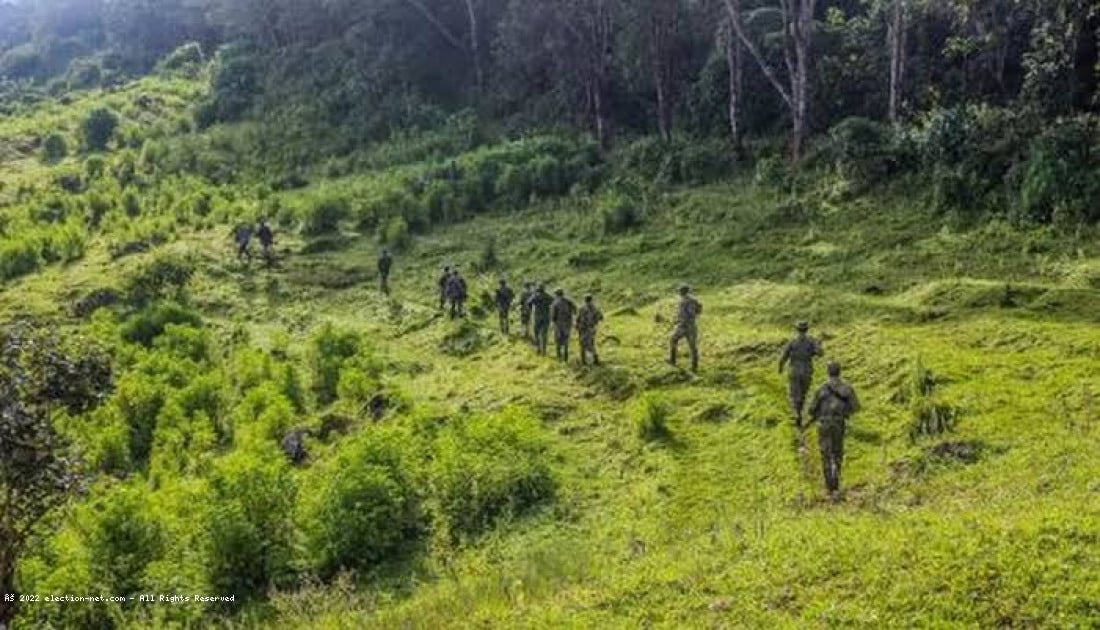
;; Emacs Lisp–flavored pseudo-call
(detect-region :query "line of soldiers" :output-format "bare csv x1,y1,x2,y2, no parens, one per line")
491,280,605,365
438,266,469,318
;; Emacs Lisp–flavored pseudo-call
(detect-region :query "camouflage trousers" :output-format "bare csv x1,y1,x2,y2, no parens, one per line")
554,325,572,361
578,329,598,363
817,417,846,494
521,309,532,335
669,322,699,369
379,273,390,295
498,308,510,334
533,320,550,355
788,371,812,423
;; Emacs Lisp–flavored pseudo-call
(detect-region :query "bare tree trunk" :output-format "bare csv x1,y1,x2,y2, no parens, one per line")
723,20,744,154
462,0,484,94
593,0,616,152
888,0,906,123
649,0,676,141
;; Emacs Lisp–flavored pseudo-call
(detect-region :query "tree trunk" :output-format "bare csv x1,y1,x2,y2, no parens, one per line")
462,0,484,94
0,557,15,630
649,0,675,141
888,0,906,123
593,0,616,152
724,20,743,154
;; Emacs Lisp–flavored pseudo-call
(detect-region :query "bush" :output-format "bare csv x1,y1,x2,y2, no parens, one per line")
82,107,120,152
197,43,258,127
84,155,106,179
829,117,896,188
42,133,68,162
121,302,203,347
300,197,349,236
109,373,168,469
297,431,422,577
125,254,195,306
158,42,204,74
428,409,556,542
1015,118,1099,225
634,393,671,441
309,324,361,405
0,237,42,282
206,451,297,602
379,215,410,250
82,483,165,596
66,58,102,90
600,190,642,235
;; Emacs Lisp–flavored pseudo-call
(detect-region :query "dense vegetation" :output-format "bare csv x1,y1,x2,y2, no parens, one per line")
1,0,1099,628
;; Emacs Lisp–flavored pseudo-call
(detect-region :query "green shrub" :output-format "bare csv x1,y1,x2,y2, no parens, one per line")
82,107,120,152
66,58,103,90
125,254,195,305
428,409,556,542
110,373,168,469
121,302,203,347
600,190,642,235
310,323,361,405
42,133,68,162
829,117,896,188
379,215,410,250
301,197,349,236
1016,118,1099,225
0,237,42,281
206,451,298,602
297,431,422,577
158,42,204,74
634,393,671,441
84,155,106,179
82,483,165,596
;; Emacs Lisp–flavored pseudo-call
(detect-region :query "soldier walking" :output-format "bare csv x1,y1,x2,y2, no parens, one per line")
446,268,468,319
668,285,703,372
232,222,253,263
257,219,275,265
550,289,577,362
438,266,451,310
527,284,553,356
575,294,604,365
495,279,515,334
808,361,860,500
377,248,393,295
779,321,824,428
519,281,535,340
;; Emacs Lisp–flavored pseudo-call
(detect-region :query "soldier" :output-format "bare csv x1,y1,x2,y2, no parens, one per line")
438,266,452,310
377,248,393,295
446,268,468,319
808,361,860,500
550,288,577,362
575,294,604,365
527,284,553,356
668,285,703,372
779,321,824,428
495,279,515,334
232,222,253,262
257,218,275,263
519,281,535,339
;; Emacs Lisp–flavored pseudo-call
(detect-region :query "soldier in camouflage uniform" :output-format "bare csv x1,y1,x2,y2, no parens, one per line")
527,284,553,356
437,266,451,310
808,361,860,500
519,281,535,339
779,321,824,428
377,249,393,295
668,285,702,372
575,294,604,365
550,288,577,362
495,279,515,334
446,268,468,319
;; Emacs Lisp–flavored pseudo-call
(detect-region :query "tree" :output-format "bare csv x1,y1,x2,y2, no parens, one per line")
725,0,820,161
81,107,119,152
887,0,907,122
0,324,113,628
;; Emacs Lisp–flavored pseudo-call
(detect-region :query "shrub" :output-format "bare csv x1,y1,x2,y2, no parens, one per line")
379,215,410,250
428,410,556,542
1015,118,1099,225
0,237,42,282
634,393,671,441
297,431,422,577
82,483,165,596
84,155,106,179
82,107,120,152
42,133,68,162
158,42,204,74
110,373,168,469
829,117,896,188
121,302,203,347
125,254,195,306
309,324,361,405
600,190,642,235
66,58,102,90
300,197,349,236
206,451,297,602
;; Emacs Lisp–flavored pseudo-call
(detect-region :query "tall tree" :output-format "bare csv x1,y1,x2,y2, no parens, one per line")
725,0,819,161
887,0,907,122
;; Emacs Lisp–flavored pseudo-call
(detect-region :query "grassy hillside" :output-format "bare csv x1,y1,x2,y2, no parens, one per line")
2,73,1100,629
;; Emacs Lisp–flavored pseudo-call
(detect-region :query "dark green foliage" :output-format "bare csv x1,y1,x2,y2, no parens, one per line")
196,43,258,127
206,451,297,602
83,484,165,596
42,132,68,162
125,254,195,306
65,57,102,90
618,137,734,186
298,431,421,577
428,410,556,542
635,393,671,442
829,117,897,188
0,238,42,281
300,197,349,236
81,107,120,152
600,191,643,235
1015,118,1100,226
121,302,203,347
158,42,203,74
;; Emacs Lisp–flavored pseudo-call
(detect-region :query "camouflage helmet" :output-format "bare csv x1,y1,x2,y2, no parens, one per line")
679,284,690,295
827,361,841,377
796,321,810,332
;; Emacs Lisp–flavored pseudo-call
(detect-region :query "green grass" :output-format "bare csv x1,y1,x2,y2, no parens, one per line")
3,73,1100,629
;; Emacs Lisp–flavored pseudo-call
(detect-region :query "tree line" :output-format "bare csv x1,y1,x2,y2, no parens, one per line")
1,0,1097,160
